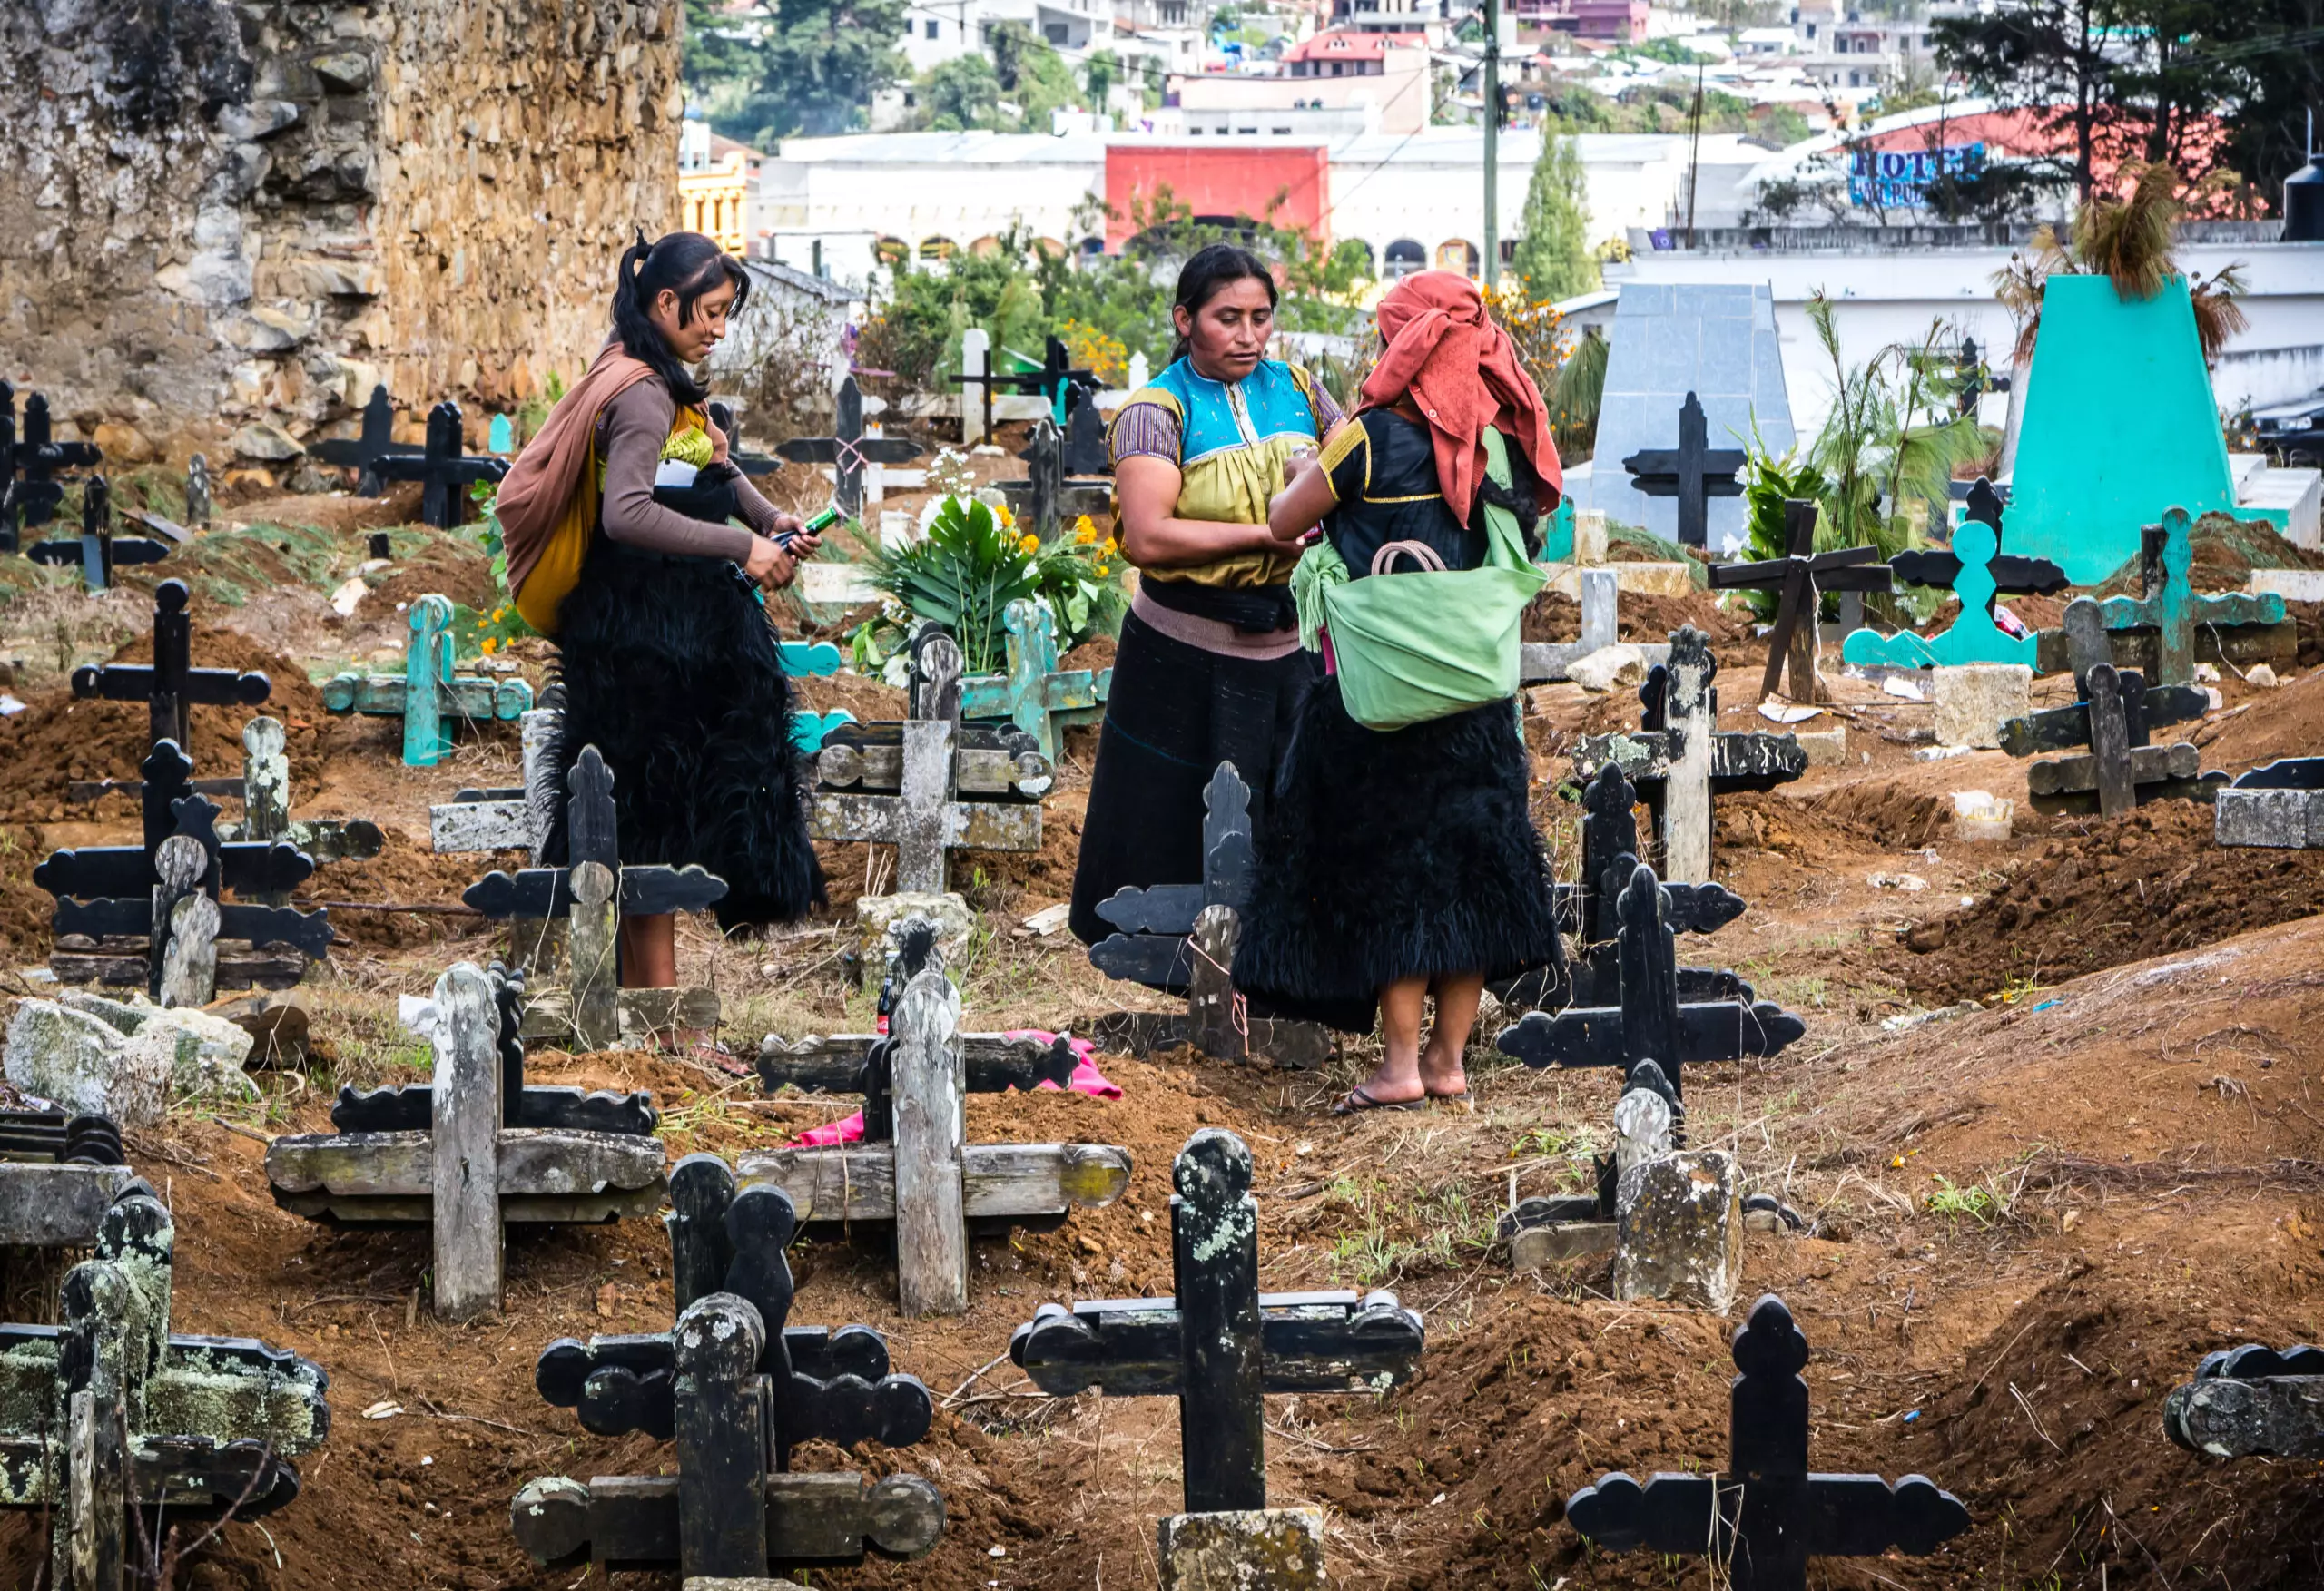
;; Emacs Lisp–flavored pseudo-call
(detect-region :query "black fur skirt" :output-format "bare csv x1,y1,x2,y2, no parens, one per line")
547,539,825,930
1235,679,1565,1030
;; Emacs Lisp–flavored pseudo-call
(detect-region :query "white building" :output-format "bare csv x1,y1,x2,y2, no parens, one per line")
896,0,1116,74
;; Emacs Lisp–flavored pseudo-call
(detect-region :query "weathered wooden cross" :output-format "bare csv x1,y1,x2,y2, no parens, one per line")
2099,505,2289,687
1566,1293,1971,1591
960,596,1111,761
1888,477,2066,613
1086,761,1333,1069
1709,498,1893,702
71,578,272,751
0,381,101,549
2003,597,2221,819
1520,568,1672,683
2216,758,2324,850
428,705,562,858
1570,626,1807,883
0,1188,330,1588
0,1109,133,1249
323,593,537,765
746,945,1132,1316
1622,391,1746,550
810,630,1046,897
36,739,332,997
371,400,508,534
998,416,1110,539
1497,861,1804,1094
1010,1129,1425,1517
26,476,169,593
311,383,424,496
706,398,783,476
512,1158,946,1575
463,744,730,1050
265,959,666,1320
1495,1056,1686,1266
2165,1341,2324,1458
776,375,924,519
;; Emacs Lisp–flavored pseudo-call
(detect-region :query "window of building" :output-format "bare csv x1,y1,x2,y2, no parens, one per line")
1045,22,1067,41
1271,125,1290,133
1436,238,1479,276
926,18,940,36
1384,238,1426,277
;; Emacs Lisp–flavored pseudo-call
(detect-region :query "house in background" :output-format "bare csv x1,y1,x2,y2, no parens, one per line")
680,116,761,256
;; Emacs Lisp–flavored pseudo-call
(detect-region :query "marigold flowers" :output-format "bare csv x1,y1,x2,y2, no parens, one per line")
1019,533,1040,555
1073,515,1098,545
480,636,498,655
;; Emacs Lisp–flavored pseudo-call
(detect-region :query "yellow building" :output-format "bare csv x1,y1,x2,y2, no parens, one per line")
678,120,762,255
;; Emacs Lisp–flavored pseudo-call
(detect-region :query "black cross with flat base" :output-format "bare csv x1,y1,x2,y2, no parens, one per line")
26,476,170,594
1009,1129,1425,1514
776,375,924,519
72,579,271,751
1566,1293,1971,1591
1709,498,1892,703
0,382,102,551
310,384,424,496
1889,477,2067,609
371,400,507,538
2004,596,2219,818
1496,860,1803,1097
1556,761,1749,1008
1622,390,1746,550
512,1158,945,1576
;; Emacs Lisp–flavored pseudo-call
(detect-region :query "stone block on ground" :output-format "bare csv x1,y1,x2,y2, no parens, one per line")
1510,1221,1617,1271
1157,1508,1327,1591
1931,664,2032,750
1568,644,1647,694
207,987,313,1065
121,1007,261,1106
58,987,155,1036
5,999,162,1127
2217,788,2324,849
856,891,975,965
1614,1149,1741,1314
1794,726,1847,766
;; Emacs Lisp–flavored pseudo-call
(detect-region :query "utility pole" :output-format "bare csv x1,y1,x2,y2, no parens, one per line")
1683,57,1704,248
1482,0,1501,286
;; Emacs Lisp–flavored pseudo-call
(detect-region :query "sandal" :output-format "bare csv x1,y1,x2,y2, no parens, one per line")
1333,1085,1425,1116
1426,1086,1473,1110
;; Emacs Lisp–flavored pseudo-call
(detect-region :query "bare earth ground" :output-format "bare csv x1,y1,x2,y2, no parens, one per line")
5,464,2324,1589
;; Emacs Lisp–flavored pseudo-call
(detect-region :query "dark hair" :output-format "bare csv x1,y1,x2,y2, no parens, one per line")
612,229,751,407
1167,243,1277,367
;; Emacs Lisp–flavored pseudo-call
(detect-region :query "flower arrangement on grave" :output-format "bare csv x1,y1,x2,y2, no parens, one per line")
454,480,541,656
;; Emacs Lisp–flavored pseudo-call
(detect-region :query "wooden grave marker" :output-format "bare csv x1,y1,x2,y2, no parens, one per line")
2216,758,2324,850
71,578,272,751
1566,1293,1970,1591
776,375,924,519
810,630,1045,896
1842,504,2037,670
1496,1056,1689,1266
1521,568,1672,684
959,596,1111,760
36,739,332,995
185,452,212,530
998,416,1109,539
1086,761,1333,1069
0,1110,134,1248
1010,1129,1424,1516
464,745,728,1050
27,476,169,594
322,593,536,765
1888,477,2067,613
1570,627,1807,883
429,705,562,857
706,398,783,476
265,960,665,1320
1497,862,1803,1094
1621,391,1745,551
1708,498,1892,702
2002,596,2221,818
0,381,101,551
2099,505,2289,687
0,1188,330,1588
747,950,1131,1316
311,383,423,498
512,1158,945,1575
2165,1341,2324,1458
372,400,508,534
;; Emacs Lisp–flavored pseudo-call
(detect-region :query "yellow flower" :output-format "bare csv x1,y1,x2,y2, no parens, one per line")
1096,564,1109,576
1073,514,1098,545
492,605,507,621
1103,536,1118,555
1019,533,1040,555
996,503,1015,528
480,636,498,655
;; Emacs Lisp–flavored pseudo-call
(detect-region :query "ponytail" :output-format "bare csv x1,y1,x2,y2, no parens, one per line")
609,228,751,406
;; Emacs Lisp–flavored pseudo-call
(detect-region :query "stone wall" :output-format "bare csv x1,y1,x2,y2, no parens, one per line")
0,0,682,475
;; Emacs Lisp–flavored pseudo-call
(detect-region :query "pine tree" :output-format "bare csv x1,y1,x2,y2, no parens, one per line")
1508,128,1600,301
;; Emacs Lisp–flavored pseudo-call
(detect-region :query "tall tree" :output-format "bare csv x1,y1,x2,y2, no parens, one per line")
1508,128,1600,300
684,0,909,142
1932,0,2112,200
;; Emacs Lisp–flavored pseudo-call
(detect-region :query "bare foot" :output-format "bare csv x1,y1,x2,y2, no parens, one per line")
1344,1067,1426,1106
1418,1040,1468,1100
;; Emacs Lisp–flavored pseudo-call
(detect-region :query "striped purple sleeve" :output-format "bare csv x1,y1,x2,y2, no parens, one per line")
1108,399,1181,467
1312,384,1345,436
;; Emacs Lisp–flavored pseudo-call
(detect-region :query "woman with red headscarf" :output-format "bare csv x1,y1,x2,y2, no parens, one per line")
1235,271,1567,1113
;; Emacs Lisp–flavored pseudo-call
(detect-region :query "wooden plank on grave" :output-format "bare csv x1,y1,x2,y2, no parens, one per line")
738,1141,1133,1223
432,965,503,1320
2039,620,2295,677
816,741,1049,798
321,673,518,719
0,1164,136,1246
430,799,532,854
2026,741,2199,796
517,985,720,1044
757,1030,1060,1091
1009,1292,1426,1397
1088,931,1195,990
891,974,968,1313
263,1128,663,1198
269,1187,666,1225
2167,1373,2324,1458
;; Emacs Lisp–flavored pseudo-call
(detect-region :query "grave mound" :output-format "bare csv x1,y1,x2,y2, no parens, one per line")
2088,508,2324,599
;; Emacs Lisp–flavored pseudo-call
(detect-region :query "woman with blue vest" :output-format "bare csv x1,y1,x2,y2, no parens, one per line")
1068,245,1344,946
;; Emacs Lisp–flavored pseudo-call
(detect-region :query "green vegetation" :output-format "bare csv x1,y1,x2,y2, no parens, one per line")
1508,128,1600,302
682,0,910,142
1540,82,1812,149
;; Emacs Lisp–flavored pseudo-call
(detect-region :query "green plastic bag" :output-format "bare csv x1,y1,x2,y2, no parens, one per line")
1294,427,1547,732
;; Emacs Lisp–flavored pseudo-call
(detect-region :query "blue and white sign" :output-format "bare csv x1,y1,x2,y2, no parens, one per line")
1849,142,1985,210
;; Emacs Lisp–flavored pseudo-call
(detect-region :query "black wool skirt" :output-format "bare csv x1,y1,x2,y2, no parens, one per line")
1234,678,1565,1031
1068,609,1319,945
547,539,826,930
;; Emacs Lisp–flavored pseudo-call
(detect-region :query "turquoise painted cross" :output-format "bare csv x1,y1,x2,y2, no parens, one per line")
1840,517,2035,669
777,639,854,752
322,594,535,766
2099,506,2286,687
960,598,1111,761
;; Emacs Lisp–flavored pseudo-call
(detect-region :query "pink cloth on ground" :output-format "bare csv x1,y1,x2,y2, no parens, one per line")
789,1030,1120,1146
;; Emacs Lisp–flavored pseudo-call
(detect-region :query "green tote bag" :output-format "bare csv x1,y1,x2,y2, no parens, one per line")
1295,426,1548,732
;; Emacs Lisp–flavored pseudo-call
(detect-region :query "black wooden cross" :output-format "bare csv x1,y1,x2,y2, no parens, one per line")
0,381,102,550
2166,1341,2324,1459
1000,416,1110,539
71,578,271,751
1064,388,1109,475
1009,1128,1425,1514
311,383,424,496
1889,477,2066,611
776,375,924,519
2004,597,2221,818
513,1157,945,1575
0,1187,330,1586
372,400,508,534
1622,391,1746,550
1497,861,1803,1096
1566,1293,1971,1591
0,1110,132,1249
26,474,171,593
707,398,783,477
1709,498,1892,703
